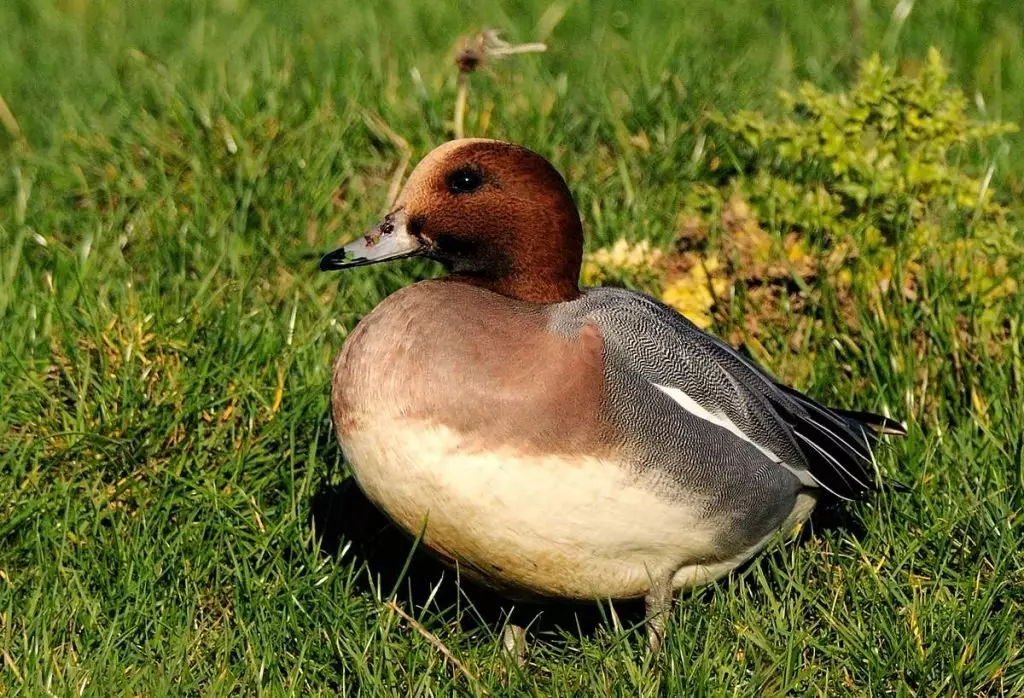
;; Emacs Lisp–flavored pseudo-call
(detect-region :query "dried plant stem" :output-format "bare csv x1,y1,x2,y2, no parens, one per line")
0,93,23,140
487,42,547,57
361,110,411,213
386,599,486,695
386,150,411,212
454,74,469,139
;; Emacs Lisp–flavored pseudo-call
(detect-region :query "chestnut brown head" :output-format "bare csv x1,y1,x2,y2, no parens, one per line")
320,139,584,304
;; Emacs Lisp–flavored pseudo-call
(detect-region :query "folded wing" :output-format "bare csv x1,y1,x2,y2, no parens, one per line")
577,288,906,500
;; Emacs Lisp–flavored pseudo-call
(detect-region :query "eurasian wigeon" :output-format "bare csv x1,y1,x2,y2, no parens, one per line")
321,138,905,650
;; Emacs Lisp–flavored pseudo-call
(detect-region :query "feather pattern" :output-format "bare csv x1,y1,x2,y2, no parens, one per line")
551,287,905,501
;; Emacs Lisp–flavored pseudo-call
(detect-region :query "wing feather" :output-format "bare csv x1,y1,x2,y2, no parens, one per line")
571,288,904,500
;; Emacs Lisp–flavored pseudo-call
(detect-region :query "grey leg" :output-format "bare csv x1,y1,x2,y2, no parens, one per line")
644,576,675,653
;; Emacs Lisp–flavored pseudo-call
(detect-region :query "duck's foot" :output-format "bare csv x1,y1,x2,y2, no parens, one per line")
644,576,675,653
501,623,528,666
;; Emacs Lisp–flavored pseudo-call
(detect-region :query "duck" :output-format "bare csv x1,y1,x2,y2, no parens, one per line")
320,138,905,650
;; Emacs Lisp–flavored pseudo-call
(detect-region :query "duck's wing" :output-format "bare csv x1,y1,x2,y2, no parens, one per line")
570,288,905,500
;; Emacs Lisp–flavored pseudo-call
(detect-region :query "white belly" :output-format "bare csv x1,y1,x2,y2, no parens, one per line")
340,417,733,600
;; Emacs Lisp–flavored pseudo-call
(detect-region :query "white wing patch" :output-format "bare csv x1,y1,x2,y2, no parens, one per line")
652,383,819,489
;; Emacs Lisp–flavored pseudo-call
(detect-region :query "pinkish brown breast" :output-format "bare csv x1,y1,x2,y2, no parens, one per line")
332,280,616,459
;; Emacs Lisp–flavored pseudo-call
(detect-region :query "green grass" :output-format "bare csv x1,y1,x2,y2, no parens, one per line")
2,0,1023,694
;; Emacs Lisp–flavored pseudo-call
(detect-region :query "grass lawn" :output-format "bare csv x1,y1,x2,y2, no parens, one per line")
2,0,1023,694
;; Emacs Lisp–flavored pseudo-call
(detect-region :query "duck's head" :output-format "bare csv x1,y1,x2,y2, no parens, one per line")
320,139,583,304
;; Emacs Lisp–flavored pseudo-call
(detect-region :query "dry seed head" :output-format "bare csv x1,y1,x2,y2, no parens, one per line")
455,30,546,74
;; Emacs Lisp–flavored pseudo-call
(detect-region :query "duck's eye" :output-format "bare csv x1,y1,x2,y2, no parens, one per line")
446,167,484,195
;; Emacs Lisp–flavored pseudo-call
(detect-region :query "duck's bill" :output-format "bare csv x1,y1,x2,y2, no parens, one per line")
319,210,423,271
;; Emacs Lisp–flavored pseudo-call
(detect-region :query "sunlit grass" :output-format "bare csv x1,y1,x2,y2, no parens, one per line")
1,0,1023,694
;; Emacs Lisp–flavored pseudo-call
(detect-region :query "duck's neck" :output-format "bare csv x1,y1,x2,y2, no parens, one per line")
445,272,580,304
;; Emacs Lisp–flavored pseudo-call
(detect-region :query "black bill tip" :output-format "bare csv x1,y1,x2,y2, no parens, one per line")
319,247,354,271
